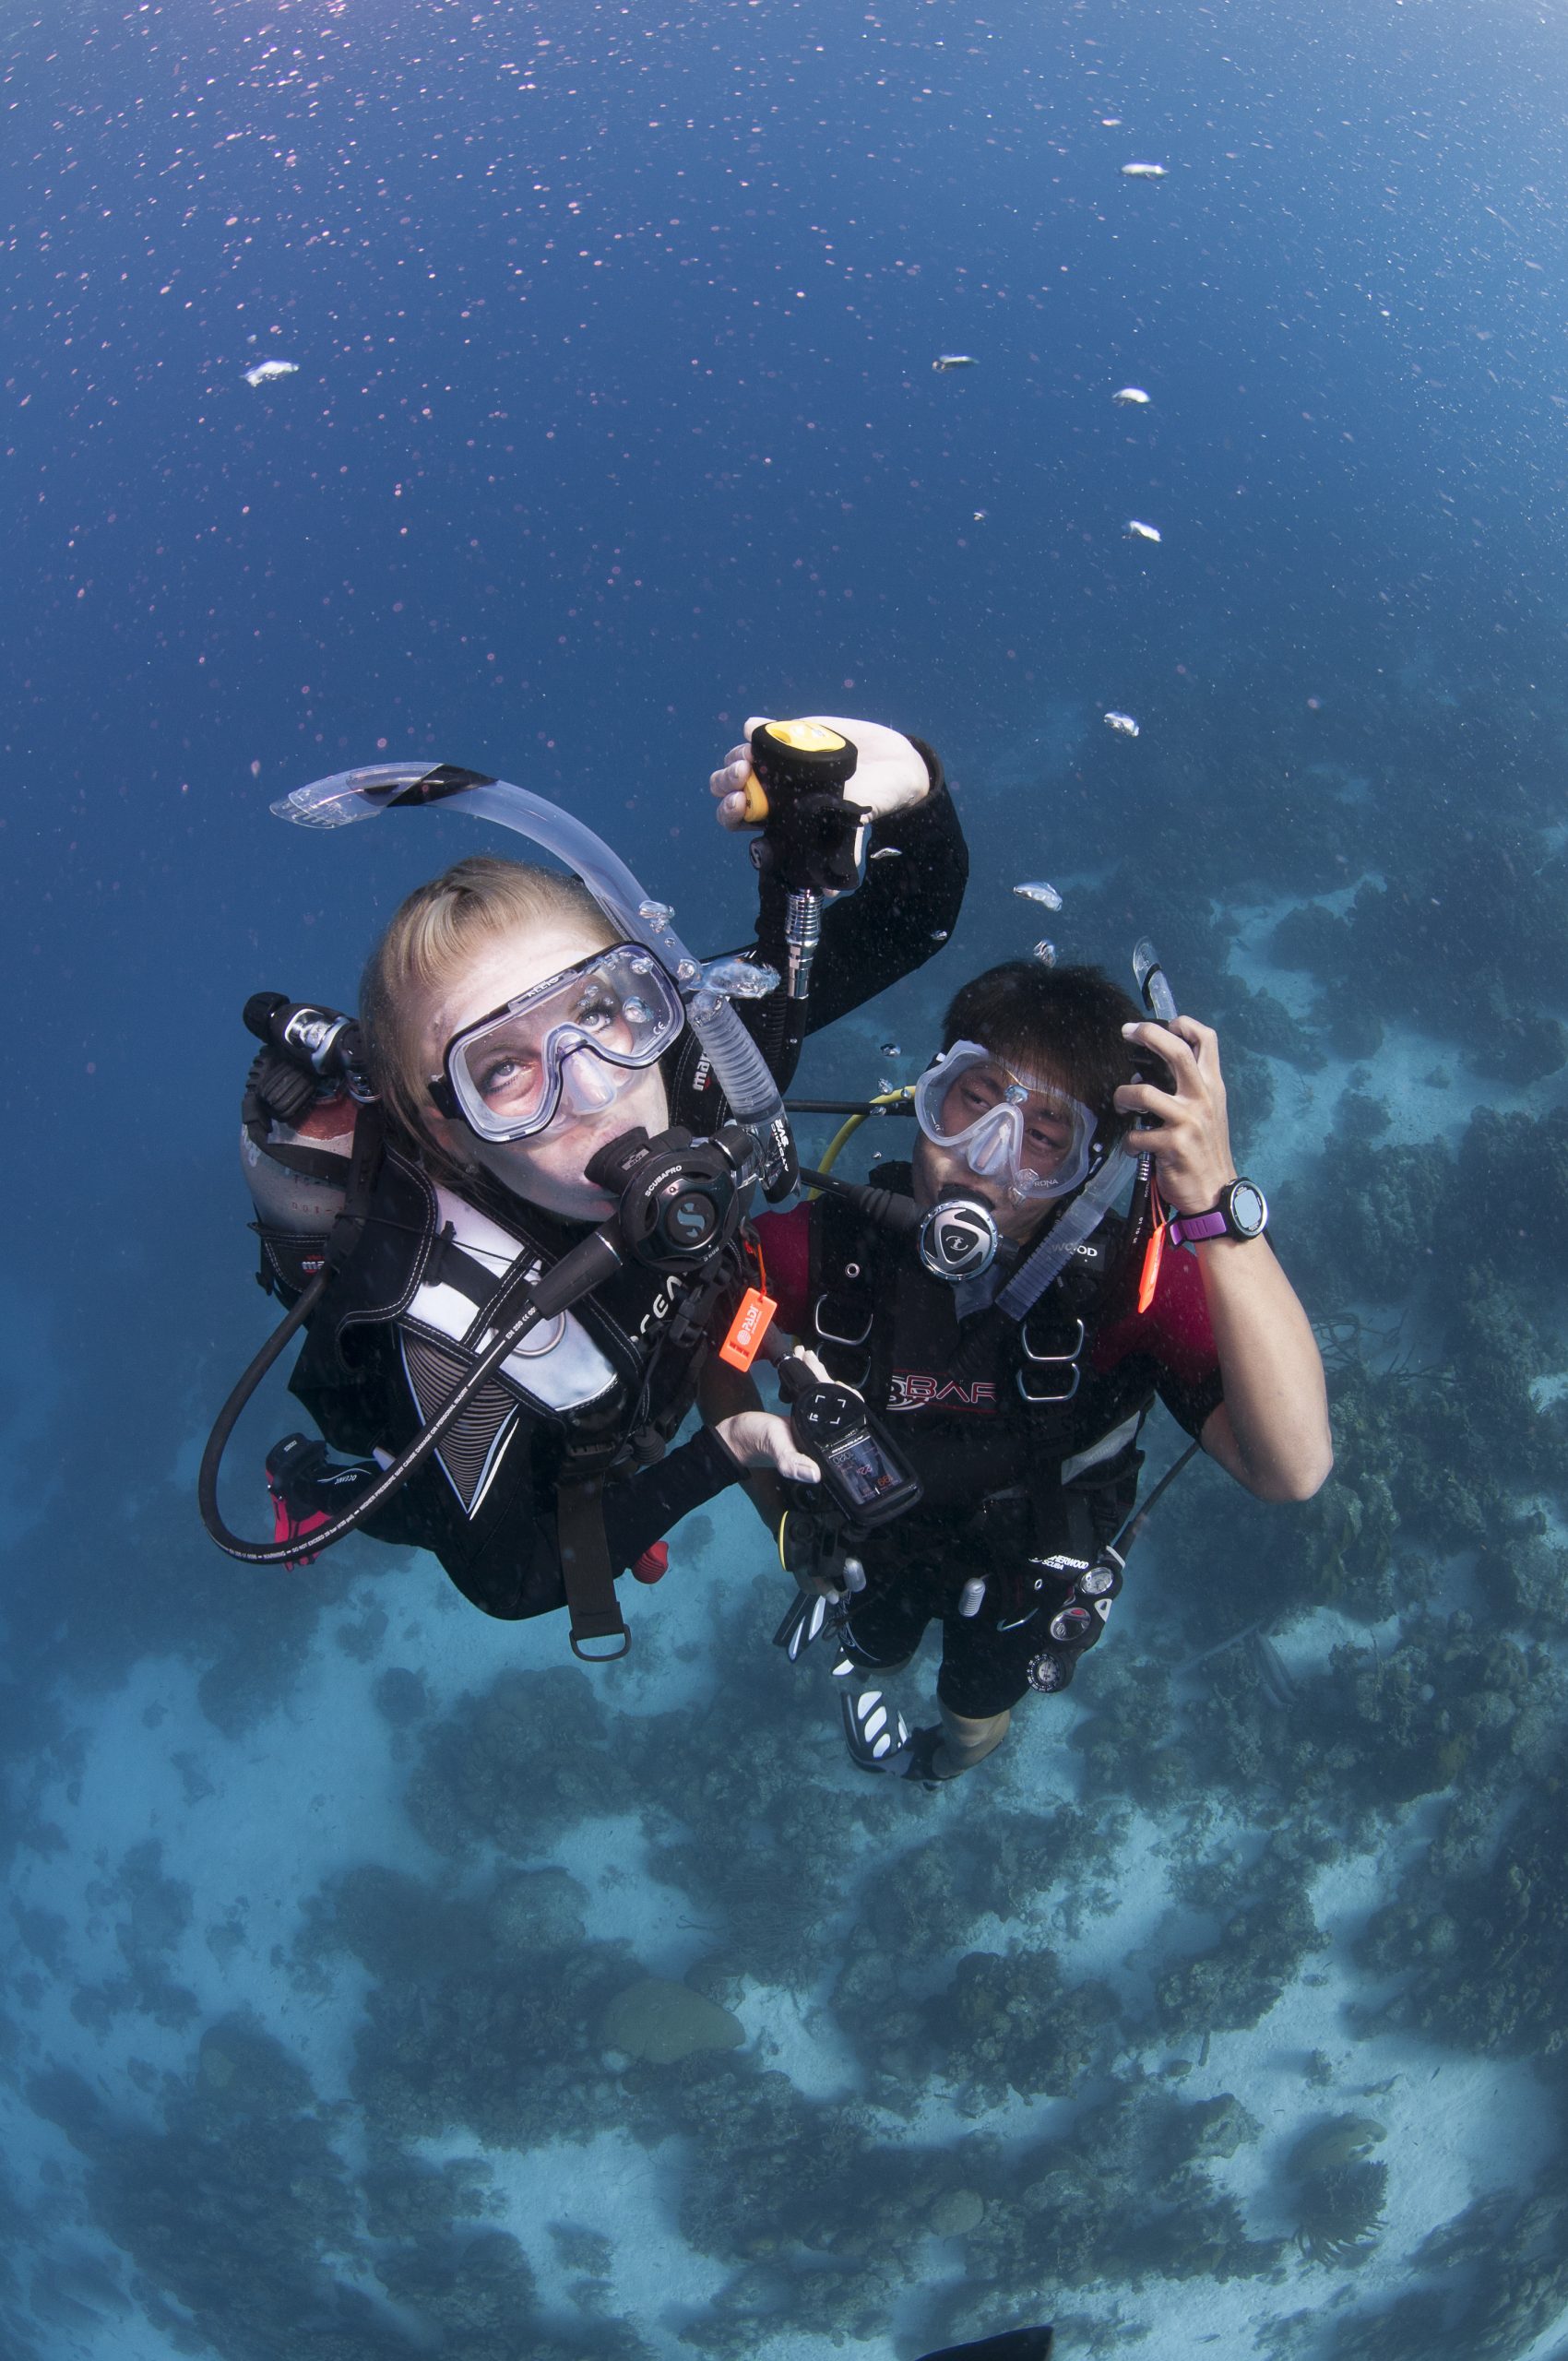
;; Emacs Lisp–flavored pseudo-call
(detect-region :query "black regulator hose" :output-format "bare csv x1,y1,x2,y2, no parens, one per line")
796,1166,922,1241
198,1226,625,1567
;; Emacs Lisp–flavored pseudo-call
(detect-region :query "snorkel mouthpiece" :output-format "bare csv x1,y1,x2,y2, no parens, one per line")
268,762,489,829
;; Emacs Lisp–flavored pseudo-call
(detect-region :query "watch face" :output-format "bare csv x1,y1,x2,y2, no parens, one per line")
1229,1180,1267,1239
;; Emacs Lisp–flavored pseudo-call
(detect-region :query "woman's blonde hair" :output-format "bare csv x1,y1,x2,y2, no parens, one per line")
361,854,615,1167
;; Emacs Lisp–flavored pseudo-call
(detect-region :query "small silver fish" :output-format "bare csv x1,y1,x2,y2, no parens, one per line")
1112,386,1151,406
1122,160,1168,179
699,955,779,999
1103,711,1140,737
1014,881,1063,910
1033,941,1058,966
869,846,903,861
244,358,299,386
932,353,978,372
1126,519,1162,543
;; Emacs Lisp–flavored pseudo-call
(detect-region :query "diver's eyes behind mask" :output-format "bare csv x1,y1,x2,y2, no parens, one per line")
914,1039,1098,1202
431,943,684,1144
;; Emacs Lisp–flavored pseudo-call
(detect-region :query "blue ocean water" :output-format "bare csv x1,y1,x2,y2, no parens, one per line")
4,0,1568,2353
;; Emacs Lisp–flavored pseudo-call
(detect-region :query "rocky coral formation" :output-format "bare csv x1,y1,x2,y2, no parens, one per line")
30,2019,645,2361
1155,1838,1329,2035
601,1976,744,2064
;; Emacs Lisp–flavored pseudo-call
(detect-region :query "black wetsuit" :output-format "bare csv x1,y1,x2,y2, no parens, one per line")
254,757,967,1628
754,1168,1224,1715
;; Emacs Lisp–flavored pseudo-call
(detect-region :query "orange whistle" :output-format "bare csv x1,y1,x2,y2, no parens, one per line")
719,1286,777,1370
1137,1222,1166,1314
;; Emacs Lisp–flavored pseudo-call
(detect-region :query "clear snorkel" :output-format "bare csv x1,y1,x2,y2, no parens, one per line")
271,760,796,1196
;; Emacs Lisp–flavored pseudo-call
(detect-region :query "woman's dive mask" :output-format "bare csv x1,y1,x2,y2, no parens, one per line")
913,1040,1098,1204
429,943,685,1145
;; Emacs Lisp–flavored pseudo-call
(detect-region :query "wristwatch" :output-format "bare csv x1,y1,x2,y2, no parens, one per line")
1166,1178,1268,1248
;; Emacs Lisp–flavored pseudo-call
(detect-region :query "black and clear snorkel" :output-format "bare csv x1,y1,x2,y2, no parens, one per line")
985,935,1178,1323
1123,937,1177,1291
270,760,797,1199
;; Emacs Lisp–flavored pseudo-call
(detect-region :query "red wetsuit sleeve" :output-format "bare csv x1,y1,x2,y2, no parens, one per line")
1090,1237,1223,1433
752,1204,814,1340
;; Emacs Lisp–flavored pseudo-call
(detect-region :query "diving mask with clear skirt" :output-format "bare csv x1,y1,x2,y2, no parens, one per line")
429,943,686,1145
913,1039,1097,1204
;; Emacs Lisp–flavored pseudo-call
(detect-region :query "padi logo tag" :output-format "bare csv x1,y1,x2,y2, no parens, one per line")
918,1198,1001,1284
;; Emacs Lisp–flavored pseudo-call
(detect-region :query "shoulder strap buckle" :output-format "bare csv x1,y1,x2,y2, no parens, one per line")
1016,1314,1085,1405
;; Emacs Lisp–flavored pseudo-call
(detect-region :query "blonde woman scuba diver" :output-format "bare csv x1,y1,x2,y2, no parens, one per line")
200,718,968,1660
743,954,1331,1779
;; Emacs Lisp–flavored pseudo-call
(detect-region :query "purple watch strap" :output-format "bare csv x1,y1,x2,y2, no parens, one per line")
1165,1206,1230,1249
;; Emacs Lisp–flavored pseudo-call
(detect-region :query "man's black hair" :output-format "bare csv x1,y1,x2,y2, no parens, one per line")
941,961,1146,1133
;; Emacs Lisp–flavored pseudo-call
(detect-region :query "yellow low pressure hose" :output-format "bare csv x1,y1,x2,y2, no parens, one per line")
811,1087,914,1190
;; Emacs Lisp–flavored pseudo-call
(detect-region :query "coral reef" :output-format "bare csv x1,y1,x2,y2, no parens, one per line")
405,1667,639,1855
1358,1742,1568,2056
1154,1838,1329,2034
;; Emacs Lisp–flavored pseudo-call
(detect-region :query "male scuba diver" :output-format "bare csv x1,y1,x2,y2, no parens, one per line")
741,954,1331,1780
201,718,968,1661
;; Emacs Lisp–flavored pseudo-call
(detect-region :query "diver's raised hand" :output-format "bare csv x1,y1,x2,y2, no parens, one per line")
711,1410,822,1486
709,716,932,831
1113,1015,1238,1215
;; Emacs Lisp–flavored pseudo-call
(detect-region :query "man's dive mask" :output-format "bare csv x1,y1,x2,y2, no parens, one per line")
913,1040,1097,1204
429,943,685,1144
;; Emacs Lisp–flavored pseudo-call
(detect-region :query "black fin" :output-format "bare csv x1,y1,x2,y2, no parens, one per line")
919,2331,1053,2361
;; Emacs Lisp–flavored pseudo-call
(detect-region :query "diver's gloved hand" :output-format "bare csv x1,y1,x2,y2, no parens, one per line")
711,1409,821,1485
709,717,932,831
